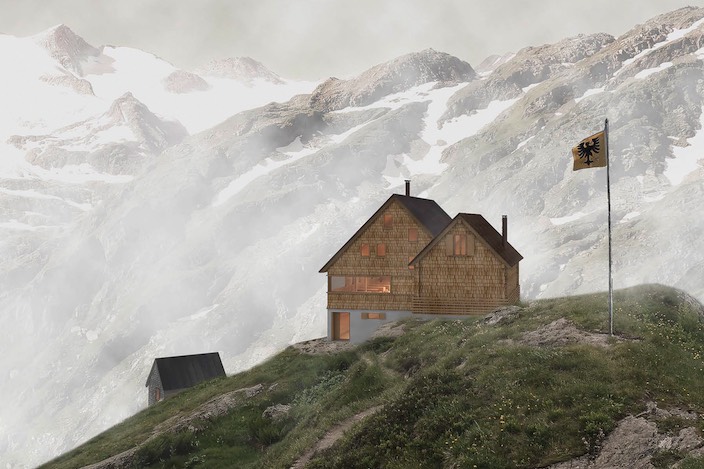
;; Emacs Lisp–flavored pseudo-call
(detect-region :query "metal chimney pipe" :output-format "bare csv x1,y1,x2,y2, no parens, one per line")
405,179,410,196
502,215,508,246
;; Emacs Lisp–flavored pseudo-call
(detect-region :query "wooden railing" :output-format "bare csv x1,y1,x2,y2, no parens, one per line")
412,295,517,315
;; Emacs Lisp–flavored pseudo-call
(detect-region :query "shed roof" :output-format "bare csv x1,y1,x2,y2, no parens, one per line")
319,194,451,272
145,352,225,391
410,213,523,267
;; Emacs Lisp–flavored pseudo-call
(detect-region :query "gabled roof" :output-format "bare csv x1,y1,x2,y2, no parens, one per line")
145,352,225,391
319,194,451,273
410,213,523,267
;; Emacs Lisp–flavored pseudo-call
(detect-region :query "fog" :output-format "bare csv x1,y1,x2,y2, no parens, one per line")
1,5,704,468
0,0,702,78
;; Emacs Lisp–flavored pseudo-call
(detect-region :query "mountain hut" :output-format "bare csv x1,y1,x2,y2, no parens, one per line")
319,181,522,343
145,352,226,406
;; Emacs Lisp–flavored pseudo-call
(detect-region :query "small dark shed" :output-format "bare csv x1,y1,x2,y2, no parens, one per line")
145,352,226,406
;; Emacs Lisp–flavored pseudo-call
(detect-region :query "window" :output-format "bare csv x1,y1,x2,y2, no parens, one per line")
155,387,161,402
376,243,386,257
329,276,391,293
454,234,467,256
408,227,418,242
408,256,415,270
446,234,473,256
383,213,393,229
362,312,387,320
360,243,370,257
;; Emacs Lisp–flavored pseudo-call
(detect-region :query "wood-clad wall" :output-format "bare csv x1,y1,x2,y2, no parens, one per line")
414,220,516,314
327,200,433,310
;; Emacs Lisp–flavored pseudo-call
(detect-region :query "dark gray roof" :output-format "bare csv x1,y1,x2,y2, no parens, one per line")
394,195,452,237
410,213,523,267
319,194,451,272
146,352,225,391
458,214,523,266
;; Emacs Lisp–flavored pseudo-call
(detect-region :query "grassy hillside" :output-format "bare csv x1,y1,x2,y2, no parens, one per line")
43,285,704,468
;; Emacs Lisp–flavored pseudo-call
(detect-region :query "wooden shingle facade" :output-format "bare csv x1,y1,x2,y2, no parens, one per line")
320,185,522,343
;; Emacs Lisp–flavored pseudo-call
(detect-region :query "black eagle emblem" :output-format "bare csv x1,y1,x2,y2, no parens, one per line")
577,137,601,166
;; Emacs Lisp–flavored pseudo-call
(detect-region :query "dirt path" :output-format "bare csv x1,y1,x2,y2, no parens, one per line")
290,405,383,469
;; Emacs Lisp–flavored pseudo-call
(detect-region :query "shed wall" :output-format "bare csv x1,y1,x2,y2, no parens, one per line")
146,366,164,406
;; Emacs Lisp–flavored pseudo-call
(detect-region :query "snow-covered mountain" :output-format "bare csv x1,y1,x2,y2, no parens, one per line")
2,7,704,467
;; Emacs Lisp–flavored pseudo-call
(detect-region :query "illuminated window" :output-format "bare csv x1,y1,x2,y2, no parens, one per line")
383,214,393,229
362,312,387,320
408,228,418,242
360,243,370,257
454,234,467,256
376,243,386,257
329,276,391,293
447,234,472,256
408,256,415,270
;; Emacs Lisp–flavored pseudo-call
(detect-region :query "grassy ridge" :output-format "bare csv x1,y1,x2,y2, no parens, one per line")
42,285,704,468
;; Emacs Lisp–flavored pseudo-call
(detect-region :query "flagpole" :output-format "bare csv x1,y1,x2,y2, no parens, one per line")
605,118,613,336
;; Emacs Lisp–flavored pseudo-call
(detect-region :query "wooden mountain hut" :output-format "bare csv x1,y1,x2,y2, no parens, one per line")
145,352,226,406
319,182,523,343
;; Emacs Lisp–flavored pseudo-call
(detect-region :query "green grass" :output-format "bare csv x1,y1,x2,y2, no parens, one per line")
42,284,704,469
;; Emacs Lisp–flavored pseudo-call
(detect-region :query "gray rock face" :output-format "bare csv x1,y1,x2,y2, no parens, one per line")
547,403,704,468
162,70,211,93
196,57,284,84
309,49,476,112
34,24,101,75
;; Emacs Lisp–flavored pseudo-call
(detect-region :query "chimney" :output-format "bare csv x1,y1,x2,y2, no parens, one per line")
405,179,410,196
502,215,508,246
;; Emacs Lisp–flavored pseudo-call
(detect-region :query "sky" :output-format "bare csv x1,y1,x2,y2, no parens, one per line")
1,1,704,80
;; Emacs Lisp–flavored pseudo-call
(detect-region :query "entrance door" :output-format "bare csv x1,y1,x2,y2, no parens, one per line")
332,312,350,341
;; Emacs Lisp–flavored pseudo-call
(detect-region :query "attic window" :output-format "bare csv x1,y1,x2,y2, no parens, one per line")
383,214,393,229
408,228,418,242
446,234,475,256
454,234,467,256
361,243,370,257
447,234,467,256
376,243,386,257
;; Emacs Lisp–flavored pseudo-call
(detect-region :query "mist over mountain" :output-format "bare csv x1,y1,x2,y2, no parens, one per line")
2,7,704,467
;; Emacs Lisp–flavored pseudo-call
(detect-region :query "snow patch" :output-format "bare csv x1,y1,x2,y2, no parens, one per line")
618,17,704,73
575,87,605,103
333,82,438,114
412,94,518,176
515,136,535,151
30,163,133,184
180,304,219,322
0,188,91,211
634,62,673,80
664,106,704,185
620,211,641,223
550,211,590,226
522,83,541,93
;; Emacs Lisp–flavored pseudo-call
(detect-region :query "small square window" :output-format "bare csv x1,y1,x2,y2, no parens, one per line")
383,214,393,229
360,243,370,257
362,312,387,320
408,228,418,242
376,243,386,257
